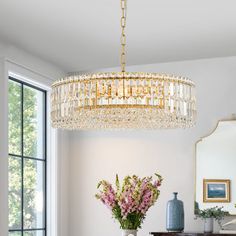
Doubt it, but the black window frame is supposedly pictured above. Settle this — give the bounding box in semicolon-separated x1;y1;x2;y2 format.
8;76;47;236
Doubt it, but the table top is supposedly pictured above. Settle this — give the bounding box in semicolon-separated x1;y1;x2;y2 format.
149;232;236;236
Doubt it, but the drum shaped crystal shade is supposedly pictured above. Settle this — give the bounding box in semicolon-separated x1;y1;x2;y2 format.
50;72;196;129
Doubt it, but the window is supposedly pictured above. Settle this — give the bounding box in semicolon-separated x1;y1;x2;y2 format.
8;77;47;236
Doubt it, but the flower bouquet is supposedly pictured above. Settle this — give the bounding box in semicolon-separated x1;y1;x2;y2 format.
95;173;163;236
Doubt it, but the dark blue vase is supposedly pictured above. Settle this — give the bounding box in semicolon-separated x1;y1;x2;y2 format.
166;192;184;232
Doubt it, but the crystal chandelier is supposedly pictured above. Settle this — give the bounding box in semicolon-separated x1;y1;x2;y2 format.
51;0;197;130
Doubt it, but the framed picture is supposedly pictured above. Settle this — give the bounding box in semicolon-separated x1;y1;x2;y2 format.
203;179;230;203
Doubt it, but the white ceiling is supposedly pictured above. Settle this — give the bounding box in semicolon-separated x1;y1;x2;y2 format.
0;0;236;73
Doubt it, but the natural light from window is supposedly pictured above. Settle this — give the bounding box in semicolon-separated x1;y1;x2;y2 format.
8;77;47;236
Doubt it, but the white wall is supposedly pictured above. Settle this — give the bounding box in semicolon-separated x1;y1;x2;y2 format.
67;56;236;236
0;57;9;236
0;40;64;80
57;129;70;236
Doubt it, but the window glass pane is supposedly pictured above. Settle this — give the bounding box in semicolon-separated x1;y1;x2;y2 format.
8;156;22;230
8;78;47;235
24;159;45;229
8;80;22;155
9;232;21;236
23;85;45;159
23;230;44;236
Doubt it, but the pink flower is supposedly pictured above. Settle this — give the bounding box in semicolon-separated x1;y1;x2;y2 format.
95;173;163;228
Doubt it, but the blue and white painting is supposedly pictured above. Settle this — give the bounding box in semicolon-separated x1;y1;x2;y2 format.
208;183;226;198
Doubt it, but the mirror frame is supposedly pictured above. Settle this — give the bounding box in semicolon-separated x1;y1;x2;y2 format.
194;116;236;216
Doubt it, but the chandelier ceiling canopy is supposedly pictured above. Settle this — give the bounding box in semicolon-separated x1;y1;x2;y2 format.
51;0;197;130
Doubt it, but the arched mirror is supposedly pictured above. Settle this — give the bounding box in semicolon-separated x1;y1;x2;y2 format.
195;118;236;215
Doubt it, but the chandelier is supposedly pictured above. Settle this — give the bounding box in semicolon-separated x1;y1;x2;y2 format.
51;0;197;130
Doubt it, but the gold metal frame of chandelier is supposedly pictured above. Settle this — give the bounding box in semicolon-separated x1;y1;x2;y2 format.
52;72;195;87
51;72;195;112
120;0;127;72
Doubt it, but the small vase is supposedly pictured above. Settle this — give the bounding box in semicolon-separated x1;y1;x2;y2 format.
121;229;137;236
204;218;214;233
166;192;184;232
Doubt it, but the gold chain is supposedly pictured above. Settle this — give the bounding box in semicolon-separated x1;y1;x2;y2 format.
120;0;127;72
